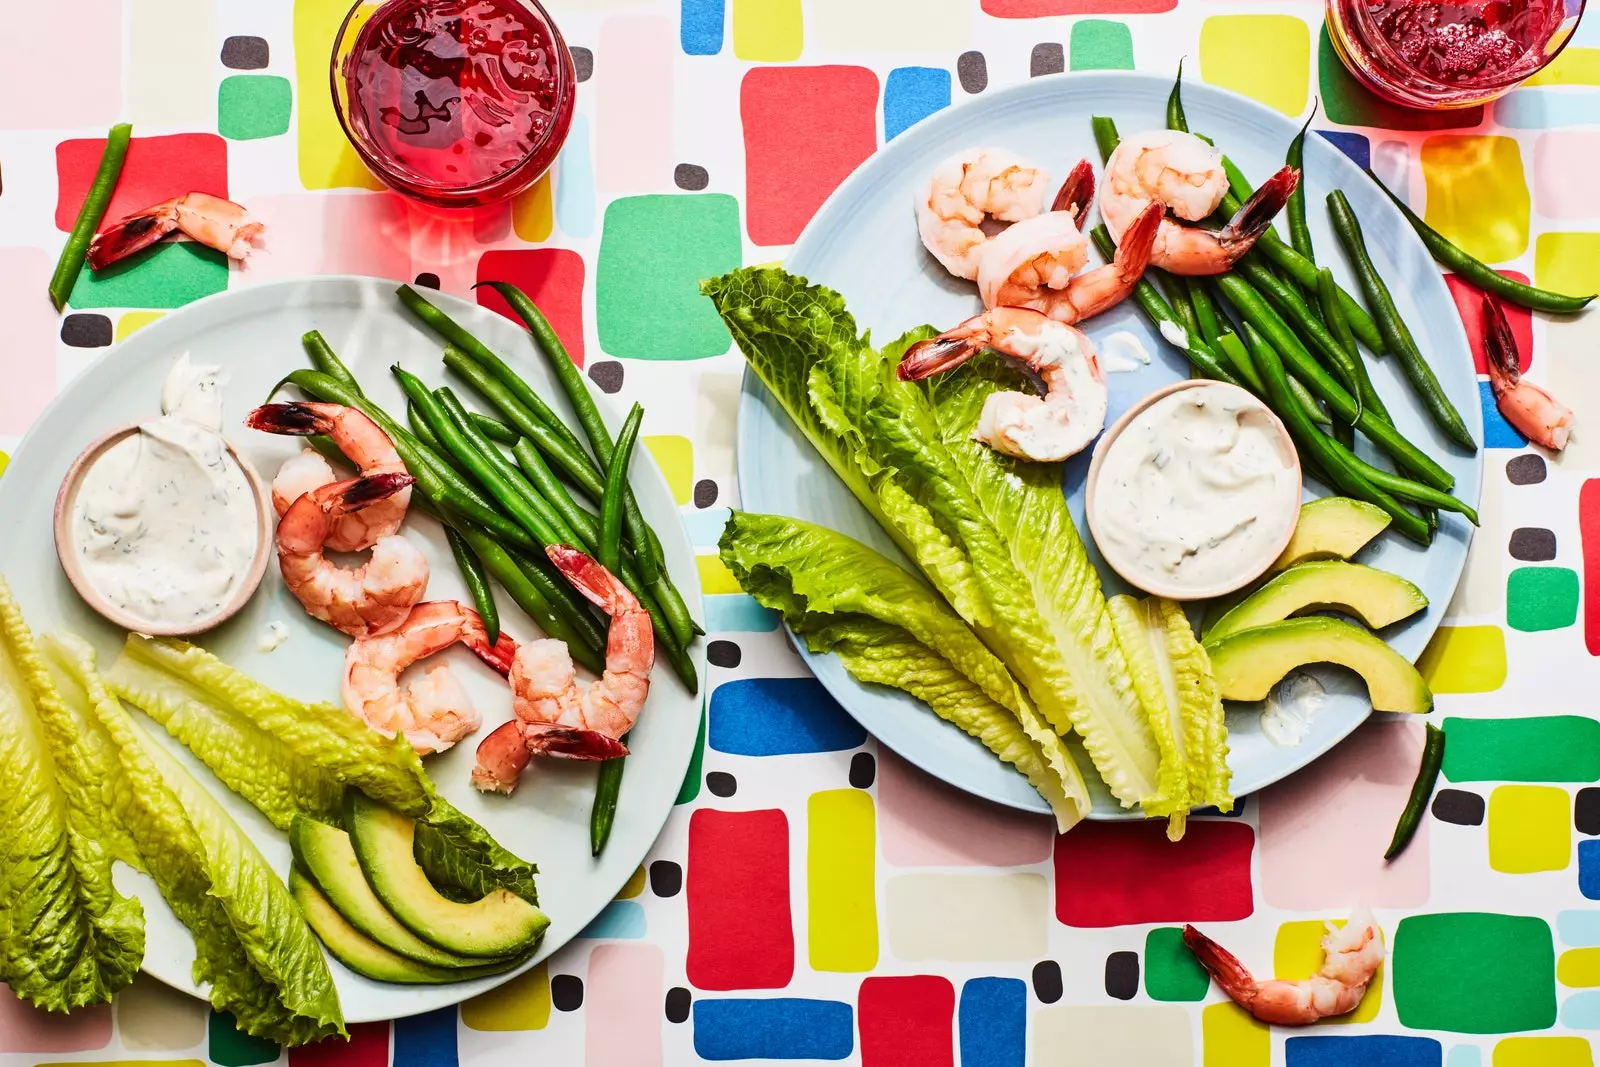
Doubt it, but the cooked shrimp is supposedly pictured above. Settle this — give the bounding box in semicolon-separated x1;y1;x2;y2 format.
88;192;263;270
1101;130;1298;276
1183;908;1385;1025
249;403;412;551
343;601;517;754
915;148;1051;281
1483;293;1571;451
976;200;1163;323
898;306;1107;462
471;546;652;795
277;474;428;638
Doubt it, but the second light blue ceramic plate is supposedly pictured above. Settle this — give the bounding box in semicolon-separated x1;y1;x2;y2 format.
737;71;1481;817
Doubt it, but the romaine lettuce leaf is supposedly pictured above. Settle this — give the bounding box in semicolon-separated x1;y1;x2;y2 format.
720;511;1087;830
0;582;143;1012
43;632;343;1044
705;267;1164;808
1106;595;1232;839
106;634;539;905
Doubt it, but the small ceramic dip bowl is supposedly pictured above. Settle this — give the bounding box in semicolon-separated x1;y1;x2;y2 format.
53;422;274;637
1085;379;1302;601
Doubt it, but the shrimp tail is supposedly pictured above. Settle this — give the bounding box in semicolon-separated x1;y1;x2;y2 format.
1481;292;1522;391
898;333;982;381
1113;201;1165;282
333;472;416;513
520;723;631;760
468;631;519;677
247;402;336;436
1219;166;1299;247
87;201;181;270
471;721;532;795
1183;924;1259;1005
1052;159;1097;227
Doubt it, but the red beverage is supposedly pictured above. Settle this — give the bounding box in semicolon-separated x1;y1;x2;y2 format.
1327;0;1582;108
333;0;575;206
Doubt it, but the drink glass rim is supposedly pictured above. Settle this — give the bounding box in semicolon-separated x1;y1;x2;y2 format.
329;0;577;202
1329;0;1583;101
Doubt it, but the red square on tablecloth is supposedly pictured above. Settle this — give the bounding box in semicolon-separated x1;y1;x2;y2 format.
476;248;587;368
1054;819;1255;927
686;808;794;990
859;975;955;1067
1446;271;1533;375
56;133;228;233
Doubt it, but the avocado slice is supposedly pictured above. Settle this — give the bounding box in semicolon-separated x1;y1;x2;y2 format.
1205;561;1428;643
291;815;510;969
1205;616;1432;713
1272;497;1391;570
344;792;549;958
290;868;517;985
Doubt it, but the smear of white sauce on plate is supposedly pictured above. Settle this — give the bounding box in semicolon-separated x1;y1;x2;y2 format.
258;621;290;653
1261;670;1326;747
1100;330;1153;374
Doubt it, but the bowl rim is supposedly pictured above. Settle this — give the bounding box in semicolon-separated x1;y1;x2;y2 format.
1083;378;1303;602
53;420;276;637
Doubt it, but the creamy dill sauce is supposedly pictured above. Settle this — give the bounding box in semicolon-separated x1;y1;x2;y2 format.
1092;383;1298;596
72;355;259;627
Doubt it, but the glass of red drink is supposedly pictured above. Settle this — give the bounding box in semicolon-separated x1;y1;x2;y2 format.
1326;0;1585;107
331;0;576;207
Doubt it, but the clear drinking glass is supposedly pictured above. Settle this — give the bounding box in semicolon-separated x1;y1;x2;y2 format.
330;0;576;207
1326;0;1586;108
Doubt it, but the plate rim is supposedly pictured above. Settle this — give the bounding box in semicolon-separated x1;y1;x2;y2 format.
736;69;1481;819
4;274;704;1021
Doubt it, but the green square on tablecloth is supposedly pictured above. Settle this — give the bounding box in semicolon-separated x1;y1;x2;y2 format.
218;75;292;140
1143;926;1209;1001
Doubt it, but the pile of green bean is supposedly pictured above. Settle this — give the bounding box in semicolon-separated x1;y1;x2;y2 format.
278;286;702;855
1083;74;1598;542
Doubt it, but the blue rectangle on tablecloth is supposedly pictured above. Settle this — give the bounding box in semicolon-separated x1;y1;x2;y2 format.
1317;130;1371;171
958;977;1026;1067
681;0;724;55
1580;840;1600;899
578;899;647;938
710;677;865;755
885;67;952;140
394;1007;458;1067
693;998;854;1060
1480;381;1528;448
1286;1035;1441;1067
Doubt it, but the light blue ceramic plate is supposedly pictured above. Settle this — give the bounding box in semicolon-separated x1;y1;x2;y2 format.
736;72;1482;817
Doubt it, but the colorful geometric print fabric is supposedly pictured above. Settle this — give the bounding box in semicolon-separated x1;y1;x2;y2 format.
3;0;1600;1063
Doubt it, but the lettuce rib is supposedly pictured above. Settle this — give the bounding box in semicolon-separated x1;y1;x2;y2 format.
0;582;143;1012
43;633;342;1044
720;511;1088;830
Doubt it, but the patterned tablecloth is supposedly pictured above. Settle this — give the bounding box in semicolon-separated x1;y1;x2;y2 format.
4;0;1600;1064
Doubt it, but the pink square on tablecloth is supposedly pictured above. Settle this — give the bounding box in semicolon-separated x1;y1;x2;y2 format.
1260;719;1430;910
586;944;664;1067
1535;131;1600;219
0;986;111;1052
0;1;121;128
878;749;1054;868
0;248;58;435
982;0;1175;15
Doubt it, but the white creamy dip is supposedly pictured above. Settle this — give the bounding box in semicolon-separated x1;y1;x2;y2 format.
72;355;259;628
1091;382;1299;597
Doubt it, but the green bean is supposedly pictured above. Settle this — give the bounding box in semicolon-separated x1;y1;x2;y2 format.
1350;453;1479;525
447;527;500;645
1215;332;1265;395
303;331;361;395
514;439;600;551
603;405;644;576
1288;376;1332;428
1215;274;1454;491
1188;279;1223;347
442;344;606;497
436;387;575;544
1091;117;1120;165
1245;324;1430;544
1285;116;1315;265
395;285;590;457
1236;256;1363;418
1166;60;1190;133
1089;226;1242;387
1386;723;1446;860
1327;191;1477;452
1315;268;1391;420
591;753;626;857
408;401;471;478
1154;272;1198;337
50;123;132;310
470;411;521;445
458;523;602;673
1366;172;1593;312
478;281;664;586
